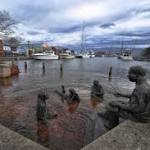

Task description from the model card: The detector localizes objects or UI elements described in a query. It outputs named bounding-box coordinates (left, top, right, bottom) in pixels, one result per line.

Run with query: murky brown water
left=0, top=87, right=106, bottom=150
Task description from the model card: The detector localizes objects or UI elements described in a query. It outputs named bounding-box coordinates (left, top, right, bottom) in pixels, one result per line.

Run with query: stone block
left=0, top=64, right=11, bottom=78
left=82, top=120, right=150, bottom=150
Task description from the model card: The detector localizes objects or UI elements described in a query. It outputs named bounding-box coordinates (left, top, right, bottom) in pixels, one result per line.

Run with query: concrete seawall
left=1, top=120, right=150, bottom=150
left=0, top=124, right=49, bottom=150
left=82, top=120, right=150, bottom=150
left=0, top=56, right=31, bottom=61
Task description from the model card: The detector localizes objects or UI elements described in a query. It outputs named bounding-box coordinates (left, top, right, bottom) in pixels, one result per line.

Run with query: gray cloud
left=0, top=0, right=150, bottom=48
left=100, top=23, right=115, bottom=29
left=27, top=30, right=42, bottom=35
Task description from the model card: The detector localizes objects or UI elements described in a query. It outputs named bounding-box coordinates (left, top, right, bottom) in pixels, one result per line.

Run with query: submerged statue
left=61, top=85, right=66, bottom=102
left=99, top=66, right=150, bottom=129
left=91, top=80, right=104, bottom=101
left=55, top=85, right=80, bottom=104
left=37, top=92, right=49, bottom=123
left=67, top=88, right=80, bottom=104
left=37, top=92, right=57, bottom=124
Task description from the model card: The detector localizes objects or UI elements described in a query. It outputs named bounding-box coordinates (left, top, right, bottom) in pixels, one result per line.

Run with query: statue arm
left=128, top=94, right=145, bottom=113
left=114, top=92, right=131, bottom=98
left=118, top=92, right=146, bottom=113
left=54, top=90, right=67, bottom=102
left=54, top=90, right=64, bottom=97
left=91, top=86, right=104, bottom=97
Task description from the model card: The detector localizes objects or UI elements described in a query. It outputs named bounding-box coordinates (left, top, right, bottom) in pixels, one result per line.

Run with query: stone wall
left=0, top=124, right=49, bottom=150
left=82, top=120, right=150, bottom=150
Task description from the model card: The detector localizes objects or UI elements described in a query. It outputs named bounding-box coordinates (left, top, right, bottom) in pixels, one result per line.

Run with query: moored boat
left=59, top=50, right=75, bottom=59
left=32, top=51, right=59, bottom=60
left=88, top=50, right=95, bottom=58
left=118, top=51, right=133, bottom=61
left=75, top=51, right=95, bottom=58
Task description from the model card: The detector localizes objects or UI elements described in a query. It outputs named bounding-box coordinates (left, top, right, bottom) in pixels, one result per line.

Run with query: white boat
left=118, top=52, right=133, bottom=61
left=32, top=51, right=59, bottom=60
left=82, top=53, right=91, bottom=58
left=118, top=41, right=133, bottom=61
left=59, top=50, right=75, bottom=59
left=88, top=50, right=95, bottom=58
left=75, top=52, right=90, bottom=58
left=76, top=51, right=95, bottom=58
left=75, top=53, right=83, bottom=58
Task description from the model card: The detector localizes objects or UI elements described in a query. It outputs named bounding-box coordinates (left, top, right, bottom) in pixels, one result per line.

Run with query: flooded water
left=1, top=57, right=150, bottom=96
left=0, top=57, right=150, bottom=150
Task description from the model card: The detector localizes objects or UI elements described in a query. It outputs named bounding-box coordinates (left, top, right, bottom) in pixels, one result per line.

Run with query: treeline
left=0, top=10, right=21, bottom=51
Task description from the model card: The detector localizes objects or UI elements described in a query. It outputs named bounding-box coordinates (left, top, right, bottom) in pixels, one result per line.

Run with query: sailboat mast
left=121, top=40, right=124, bottom=54
left=81, top=23, right=85, bottom=53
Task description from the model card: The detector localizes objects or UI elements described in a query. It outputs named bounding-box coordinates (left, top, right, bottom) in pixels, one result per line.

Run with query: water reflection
left=59, top=64, right=63, bottom=80
left=67, top=101, right=80, bottom=113
left=59, top=70, right=63, bottom=80
left=37, top=121, right=49, bottom=148
left=42, top=62, right=46, bottom=76
left=90, top=98, right=101, bottom=108
left=24, top=62, right=28, bottom=73
left=0, top=77, right=12, bottom=86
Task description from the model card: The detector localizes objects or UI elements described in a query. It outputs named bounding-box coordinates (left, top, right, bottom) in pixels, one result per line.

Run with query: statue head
left=93, top=80, right=99, bottom=86
left=38, top=92, right=48, bottom=101
left=128, top=66, right=146, bottom=82
left=69, top=88, right=76, bottom=95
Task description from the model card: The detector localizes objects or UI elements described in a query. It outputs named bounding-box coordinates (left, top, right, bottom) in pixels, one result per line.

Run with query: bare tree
left=7, top=37, right=21, bottom=52
left=0, top=10, right=16, bottom=35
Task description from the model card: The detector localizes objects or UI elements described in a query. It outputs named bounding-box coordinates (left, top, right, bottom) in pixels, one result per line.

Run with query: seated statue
left=99, top=66, right=150, bottom=129
left=91, top=80, right=104, bottom=101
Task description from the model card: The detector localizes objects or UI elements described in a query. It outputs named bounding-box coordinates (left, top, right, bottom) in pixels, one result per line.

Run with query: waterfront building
left=0, top=39, right=4, bottom=57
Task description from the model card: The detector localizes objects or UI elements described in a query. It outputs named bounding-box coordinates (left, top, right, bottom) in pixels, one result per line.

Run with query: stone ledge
left=0, top=124, right=49, bottom=150
left=0, top=64, right=11, bottom=78
left=82, top=120, right=150, bottom=150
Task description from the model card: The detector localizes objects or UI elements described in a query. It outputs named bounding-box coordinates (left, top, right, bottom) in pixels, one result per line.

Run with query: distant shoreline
left=1, top=56, right=150, bottom=62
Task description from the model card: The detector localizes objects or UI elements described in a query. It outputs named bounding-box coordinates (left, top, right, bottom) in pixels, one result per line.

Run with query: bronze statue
left=67, top=88, right=80, bottom=104
left=37, top=92, right=49, bottom=123
left=110, top=66, right=150, bottom=122
left=61, top=85, right=66, bottom=102
left=91, top=80, right=104, bottom=101
left=37, top=92, right=57, bottom=124
left=99, top=66, right=150, bottom=130
left=55, top=85, right=80, bottom=104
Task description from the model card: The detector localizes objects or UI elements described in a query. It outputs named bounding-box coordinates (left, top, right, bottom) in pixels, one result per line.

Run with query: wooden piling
left=108, top=66, right=112, bottom=81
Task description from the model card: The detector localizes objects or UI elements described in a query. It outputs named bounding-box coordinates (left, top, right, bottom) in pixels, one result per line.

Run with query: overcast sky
left=0, top=0, right=150, bottom=48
